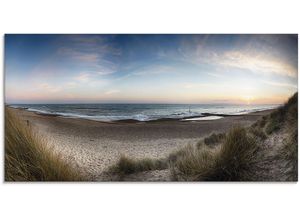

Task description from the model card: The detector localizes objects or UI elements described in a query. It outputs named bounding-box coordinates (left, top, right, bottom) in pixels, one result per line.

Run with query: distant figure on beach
left=26, top=120, right=29, bottom=126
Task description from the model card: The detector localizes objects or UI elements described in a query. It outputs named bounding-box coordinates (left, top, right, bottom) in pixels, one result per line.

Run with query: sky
left=5, top=34, right=298, bottom=104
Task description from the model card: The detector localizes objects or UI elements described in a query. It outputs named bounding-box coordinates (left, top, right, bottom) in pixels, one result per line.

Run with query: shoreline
left=7, top=107, right=275, bottom=180
left=7, top=105, right=276, bottom=124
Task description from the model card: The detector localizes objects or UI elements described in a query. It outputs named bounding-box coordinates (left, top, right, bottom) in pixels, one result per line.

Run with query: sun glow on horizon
left=241, top=95, right=255, bottom=105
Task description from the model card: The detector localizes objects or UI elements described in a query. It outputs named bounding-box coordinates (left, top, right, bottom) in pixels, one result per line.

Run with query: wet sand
left=9, top=107, right=274, bottom=180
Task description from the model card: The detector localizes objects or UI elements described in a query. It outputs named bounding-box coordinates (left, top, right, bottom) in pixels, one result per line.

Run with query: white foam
left=183, top=116, right=223, bottom=121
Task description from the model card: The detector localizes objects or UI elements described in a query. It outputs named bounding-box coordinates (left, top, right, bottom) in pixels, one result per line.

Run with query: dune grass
left=171, top=126, right=259, bottom=181
left=264, top=93, right=297, bottom=134
left=5, top=107, right=82, bottom=181
left=249, top=127, right=267, bottom=140
left=277, top=93, right=298, bottom=181
left=203, top=132, right=226, bottom=147
left=280, top=127, right=298, bottom=181
left=265, top=115, right=281, bottom=134
left=109, top=155, right=168, bottom=175
left=261, top=93, right=297, bottom=180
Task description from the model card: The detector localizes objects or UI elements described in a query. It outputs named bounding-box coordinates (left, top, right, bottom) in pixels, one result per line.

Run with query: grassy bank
left=5, top=107, right=82, bottom=181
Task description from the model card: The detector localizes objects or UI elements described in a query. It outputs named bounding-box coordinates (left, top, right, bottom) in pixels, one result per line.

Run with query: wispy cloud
left=219, top=51, right=297, bottom=77
left=63, top=35, right=121, bottom=55
left=105, top=89, right=120, bottom=95
left=120, top=64, right=176, bottom=80
left=66, top=82, right=78, bottom=88
left=57, top=47, right=99, bottom=62
left=262, top=80, right=298, bottom=88
left=207, top=72, right=223, bottom=78
left=37, top=83, right=62, bottom=93
left=56, top=35, right=120, bottom=76
left=132, top=65, right=174, bottom=76
left=89, top=80, right=108, bottom=87
left=183, top=82, right=213, bottom=89
left=74, top=73, right=91, bottom=83
left=90, top=63, right=117, bottom=75
left=178, top=35, right=298, bottom=78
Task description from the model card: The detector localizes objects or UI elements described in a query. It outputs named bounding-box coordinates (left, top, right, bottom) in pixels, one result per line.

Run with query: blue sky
left=5, top=34, right=298, bottom=104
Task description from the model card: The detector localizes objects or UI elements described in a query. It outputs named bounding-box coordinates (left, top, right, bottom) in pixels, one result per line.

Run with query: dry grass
left=171, top=126, right=260, bottom=181
left=109, top=155, right=168, bottom=175
left=265, top=116, right=281, bottom=134
left=5, top=107, right=83, bottom=181
left=249, top=127, right=267, bottom=140
left=277, top=93, right=298, bottom=181
left=203, top=132, right=226, bottom=147
left=265, top=93, right=297, bottom=134
left=280, top=127, right=298, bottom=181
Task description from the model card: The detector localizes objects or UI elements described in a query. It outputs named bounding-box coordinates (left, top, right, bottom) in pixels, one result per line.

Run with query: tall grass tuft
left=280, top=127, right=298, bottom=181
left=265, top=93, right=297, bottom=134
left=5, top=108, right=82, bottom=181
left=277, top=93, right=298, bottom=180
left=109, top=155, right=168, bottom=175
left=203, top=133, right=226, bottom=147
left=172, top=126, right=259, bottom=181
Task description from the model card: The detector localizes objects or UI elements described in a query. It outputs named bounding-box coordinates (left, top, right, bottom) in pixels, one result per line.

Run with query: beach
left=9, top=107, right=274, bottom=180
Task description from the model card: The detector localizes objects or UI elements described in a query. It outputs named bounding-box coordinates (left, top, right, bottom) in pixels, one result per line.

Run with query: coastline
left=8, top=104, right=276, bottom=123
left=8, top=107, right=275, bottom=180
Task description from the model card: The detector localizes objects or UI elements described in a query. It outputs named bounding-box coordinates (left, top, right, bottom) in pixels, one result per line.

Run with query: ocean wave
left=183, top=116, right=223, bottom=121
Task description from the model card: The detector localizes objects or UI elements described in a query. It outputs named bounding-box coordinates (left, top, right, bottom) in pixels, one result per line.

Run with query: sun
left=242, top=95, right=254, bottom=105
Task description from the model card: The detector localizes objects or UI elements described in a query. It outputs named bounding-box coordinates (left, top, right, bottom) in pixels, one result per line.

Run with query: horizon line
left=6, top=102, right=282, bottom=105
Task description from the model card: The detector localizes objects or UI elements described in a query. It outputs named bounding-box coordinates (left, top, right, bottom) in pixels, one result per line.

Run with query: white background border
left=0, top=1, right=299, bottom=219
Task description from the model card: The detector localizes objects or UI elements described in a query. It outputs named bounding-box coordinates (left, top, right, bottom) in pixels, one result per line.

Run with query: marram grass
left=5, top=107, right=82, bottom=181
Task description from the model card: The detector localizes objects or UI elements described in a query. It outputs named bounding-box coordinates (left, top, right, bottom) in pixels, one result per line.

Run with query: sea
left=9, top=103, right=279, bottom=122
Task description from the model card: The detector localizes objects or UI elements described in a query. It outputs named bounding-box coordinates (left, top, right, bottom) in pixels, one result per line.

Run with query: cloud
left=74, top=73, right=91, bottom=83
left=262, top=80, right=298, bottom=88
left=105, top=89, right=120, bottom=95
left=121, top=65, right=176, bottom=80
left=37, top=83, right=62, bottom=93
left=219, top=51, right=297, bottom=77
left=207, top=72, right=223, bottom=78
left=90, top=63, right=117, bottom=75
left=59, top=35, right=121, bottom=55
left=183, top=83, right=213, bottom=89
left=56, top=35, right=120, bottom=76
left=66, top=82, right=78, bottom=88
left=134, top=65, right=174, bottom=76
left=57, top=47, right=99, bottom=62
left=179, top=35, right=298, bottom=78
left=73, top=72, right=110, bottom=88
left=89, top=80, right=108, bottom=87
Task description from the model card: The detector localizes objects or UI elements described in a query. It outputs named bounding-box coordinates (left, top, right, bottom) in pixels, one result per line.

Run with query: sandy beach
left=9, top=107, right=274, bottom=180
